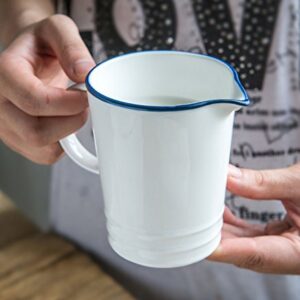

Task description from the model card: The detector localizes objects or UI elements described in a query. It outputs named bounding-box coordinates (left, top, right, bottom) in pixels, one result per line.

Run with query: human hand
left=0, top=14, right=95, bottom=164
left=208, top=164, right=300, bottom=274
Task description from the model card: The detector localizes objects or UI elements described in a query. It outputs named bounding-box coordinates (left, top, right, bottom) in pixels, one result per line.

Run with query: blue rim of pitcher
left=85, top=50, right=250, bottom=112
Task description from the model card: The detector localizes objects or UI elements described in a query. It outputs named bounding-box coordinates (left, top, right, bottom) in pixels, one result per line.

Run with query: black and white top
left=51, top=1, right=300, bottom=299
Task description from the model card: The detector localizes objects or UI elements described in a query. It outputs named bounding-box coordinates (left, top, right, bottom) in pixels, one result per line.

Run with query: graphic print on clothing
left=96, top=0, right=281, bottom=90
left=192, top=0, right=281, bottom=89
left=95, top=0, right=176, bottom=56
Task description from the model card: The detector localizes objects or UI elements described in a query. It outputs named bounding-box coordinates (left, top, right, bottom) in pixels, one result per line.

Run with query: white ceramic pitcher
left=60, top=51, right=250, bottom=268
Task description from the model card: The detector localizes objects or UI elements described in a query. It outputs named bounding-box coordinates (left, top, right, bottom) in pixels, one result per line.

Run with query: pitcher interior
left=88, top=52, right=244, bottom=106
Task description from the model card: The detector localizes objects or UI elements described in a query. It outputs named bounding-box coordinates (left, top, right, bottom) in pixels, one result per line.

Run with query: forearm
left=0, top=0, right=55, bottom=46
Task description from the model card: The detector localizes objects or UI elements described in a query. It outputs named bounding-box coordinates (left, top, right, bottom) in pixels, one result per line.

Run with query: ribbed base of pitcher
left=109, top=232, right=221, bottom=268
left=107, top=215, right=223, bottom=268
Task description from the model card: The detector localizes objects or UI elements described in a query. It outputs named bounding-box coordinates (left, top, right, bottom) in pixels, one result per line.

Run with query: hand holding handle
left=59, top=83, right=99, bottom=174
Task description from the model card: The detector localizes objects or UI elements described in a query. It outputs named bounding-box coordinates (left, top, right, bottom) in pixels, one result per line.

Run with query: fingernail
left=74, top=60, right=93, bottom=76
left=228, top=164, right=242, bottom=178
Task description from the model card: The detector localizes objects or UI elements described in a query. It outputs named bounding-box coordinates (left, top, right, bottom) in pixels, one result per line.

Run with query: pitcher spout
left=229, top=67, right=250, bottom=111
left=211, top=63, right=251, bottom=114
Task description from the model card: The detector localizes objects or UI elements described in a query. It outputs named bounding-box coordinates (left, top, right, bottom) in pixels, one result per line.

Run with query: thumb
left=208, top=236, right=300, bottom=274
left=227, top=164, right=300, bottom=201
left=38, top=15, right=95, bottom=82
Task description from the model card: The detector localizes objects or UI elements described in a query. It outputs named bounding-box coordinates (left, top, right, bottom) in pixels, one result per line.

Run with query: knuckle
left=46, top=14, right=77, bottom=30
left=41, top=14, right=79, bottom=38
left=61, top=42, right=80, bottom=59
left=22, top=98, right=39, bottom=116
left=236, top=253, right=265, bottom=270
left=19, top=82, right=43, bottom=116
left=254, top=170, right=265, bottom=187
left=235, top=240, right=265, bottom=270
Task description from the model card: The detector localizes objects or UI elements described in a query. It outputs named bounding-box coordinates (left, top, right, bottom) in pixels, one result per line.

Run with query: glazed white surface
left=61, top=52, right=242, bottom=267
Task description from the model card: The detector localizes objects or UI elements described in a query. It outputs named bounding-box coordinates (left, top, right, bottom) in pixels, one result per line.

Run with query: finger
left=223, top=207, right=265, bottom=232
left=37, top=15, right=95, bottom=82
left=1, top=100, right=88, bottom=147
left=283, top=227, right=300, bottom=236
left=0, top=55, right=88, bottom=116
left=223, top=223, right=265, bottom=238
left=265, top=218, right=292, bottom=235
left=0, top=128, right=63, bottom=165
left=221, top=229, right=236, bottom=239
left=208, top=236, right=300, bottom=274
left=223, top=207, right=250, bottom=228
left=227, top=164, right=299, bottom=200
left=282, top=200, right=300, bottom=229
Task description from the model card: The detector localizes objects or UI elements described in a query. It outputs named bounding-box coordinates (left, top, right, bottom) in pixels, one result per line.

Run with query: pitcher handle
left=59, top=83, right=99, bottom=174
